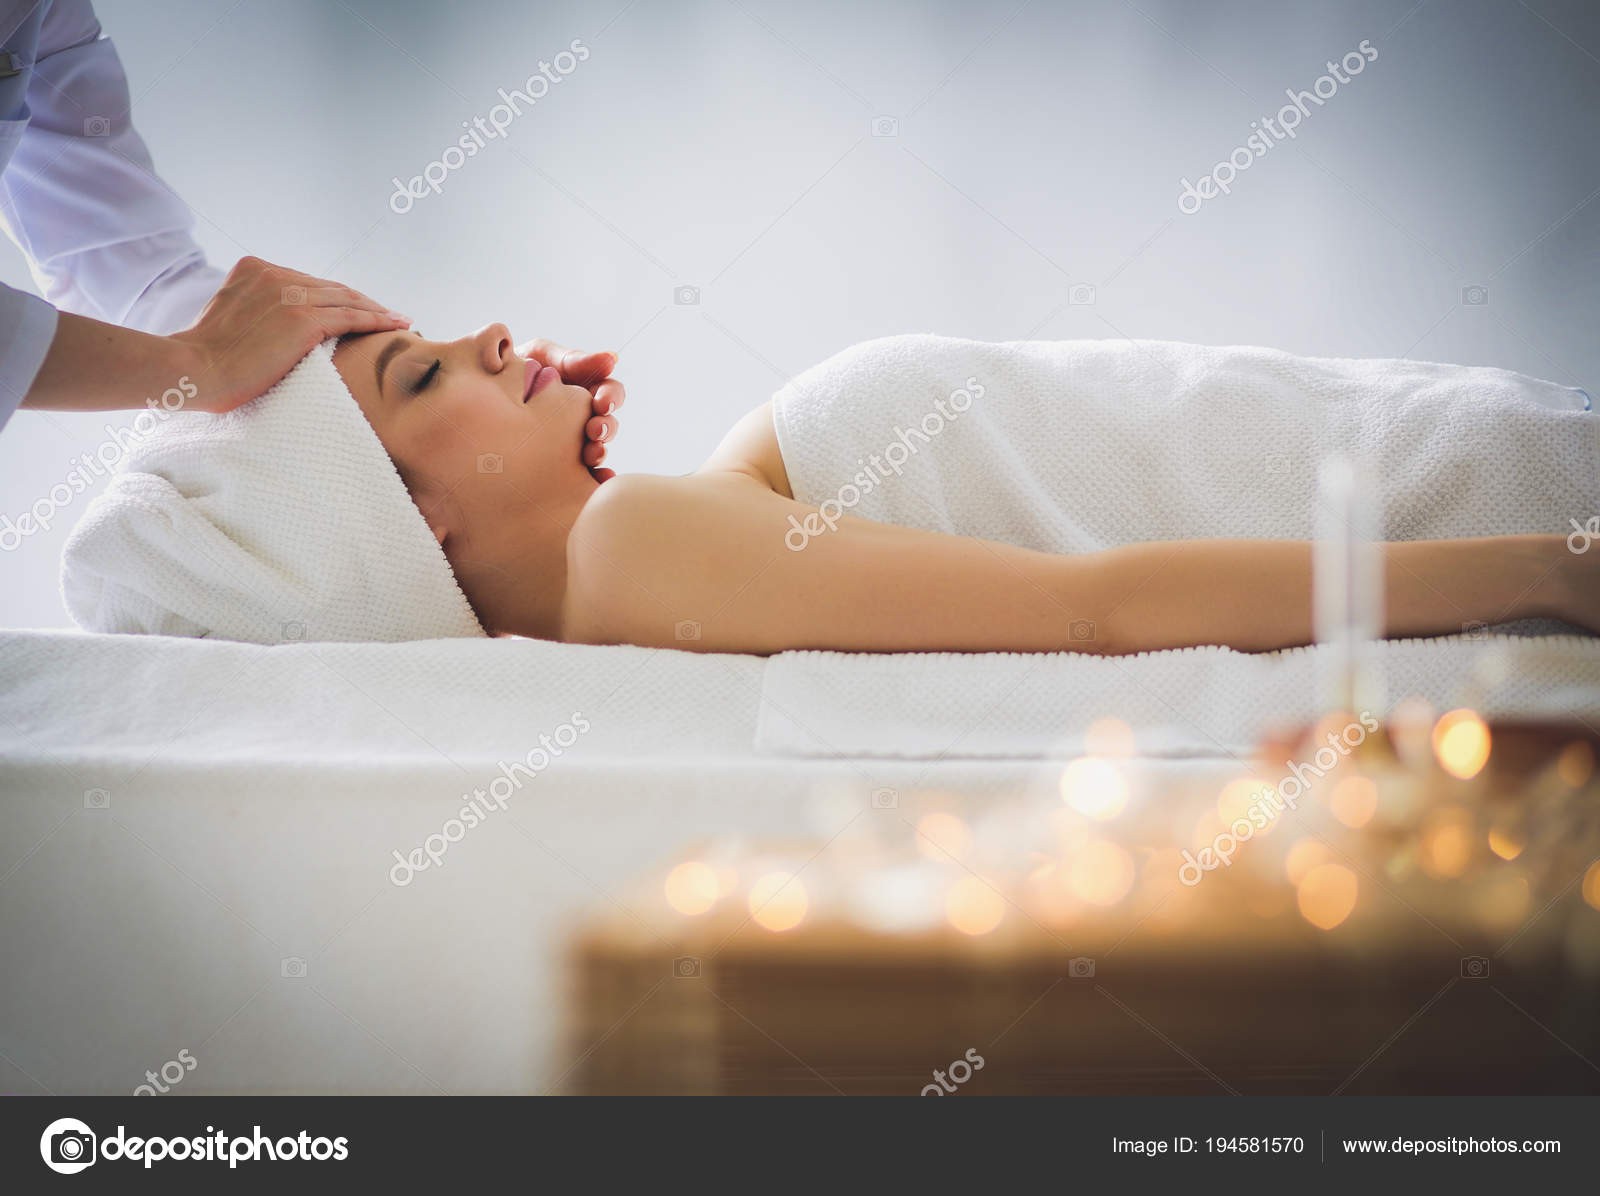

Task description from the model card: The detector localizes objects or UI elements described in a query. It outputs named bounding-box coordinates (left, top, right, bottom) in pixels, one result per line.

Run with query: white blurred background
left=2, top=0, right=1596, bottom=627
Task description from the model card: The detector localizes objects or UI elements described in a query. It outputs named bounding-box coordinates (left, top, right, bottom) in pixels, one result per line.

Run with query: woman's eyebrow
left=373, top=332, right=420, bottom=397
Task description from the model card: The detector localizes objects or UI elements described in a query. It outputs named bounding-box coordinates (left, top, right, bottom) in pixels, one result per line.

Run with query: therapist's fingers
left=519, top=339, right=618, bottom=388
left=585, top=413, right=619, bottom=444
left=292, top=285, right=400, bottom=315
left=309, top=305, right=419, bottom=340
left=582, top=439, right=608, bottom=469
left=174, top=256, right=411, bottom=412
left=592, top=377, right=626, bottom=416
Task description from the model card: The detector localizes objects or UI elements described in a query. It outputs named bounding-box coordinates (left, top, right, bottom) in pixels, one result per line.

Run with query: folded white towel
left=757, top=635, right=1600, bottom=759
left=60, top=340, right=485, bottom=644
left=772, top=335, right=1598, bottom=552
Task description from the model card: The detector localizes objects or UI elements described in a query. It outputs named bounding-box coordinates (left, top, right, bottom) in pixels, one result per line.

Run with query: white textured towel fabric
left=764, top=335, right=1600, bottom=756
left=757, top=634, right=1600, bottom=758
left=60, top=340, right=485, bottom=644
left=772, top=335, right=1598, bottom=551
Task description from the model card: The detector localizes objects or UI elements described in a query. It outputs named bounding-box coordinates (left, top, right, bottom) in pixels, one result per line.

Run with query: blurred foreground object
left=563, top=718, right=1600, bottom=1095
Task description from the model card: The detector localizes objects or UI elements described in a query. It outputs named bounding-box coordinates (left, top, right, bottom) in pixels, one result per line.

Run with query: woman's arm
left=560, top=473, right=1591, bottom=655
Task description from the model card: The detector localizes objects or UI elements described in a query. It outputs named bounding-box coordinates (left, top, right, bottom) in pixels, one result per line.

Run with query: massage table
left=2, top=628, right=1597, bottom=1094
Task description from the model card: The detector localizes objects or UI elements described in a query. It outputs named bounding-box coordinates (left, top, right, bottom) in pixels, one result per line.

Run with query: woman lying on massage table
left=61, top=323, right=1600, bottom=652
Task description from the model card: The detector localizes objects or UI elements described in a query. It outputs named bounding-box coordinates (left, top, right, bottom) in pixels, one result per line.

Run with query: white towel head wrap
left=61, top=340, right=486, bottom=643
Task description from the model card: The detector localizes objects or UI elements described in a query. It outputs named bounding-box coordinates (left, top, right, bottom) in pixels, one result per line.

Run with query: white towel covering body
left=772, top=334, right=1598, bottom=554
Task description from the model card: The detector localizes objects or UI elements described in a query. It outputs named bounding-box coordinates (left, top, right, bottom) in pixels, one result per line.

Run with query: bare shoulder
left=696, top=401, right=792, bottom=498
left=560, top=471, right=786, bottom=646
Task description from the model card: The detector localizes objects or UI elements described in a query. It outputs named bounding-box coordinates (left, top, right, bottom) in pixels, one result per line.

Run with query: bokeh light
left=1583, top=861, right=1600, bottom=912
left=1297, top=862, right=1358, bottom=929
left=946, top=874, right=1005, bottom=935
left=1067, top=839, right=1135, bottom=907
left=748, top=872, right=808, bottom=932
left=1217, top=777, right=1273, bottom=828
left=1557, top=740, right=1595, bottom=788
left=1329, top=775, right=1378, bottom=828
left=1285, top=838, right=1333, bottom=885
left=1487, top=823, right=1525, bottom=861
left=1432, top=709, right=1490, bottom=780
left=1059, top=757, right=1129, bottom=821
left=1419, top=807, right=1475, bottom=878
left=664, top=860, right=719, bottom=915
left=915, top=812, right=973, bottom=862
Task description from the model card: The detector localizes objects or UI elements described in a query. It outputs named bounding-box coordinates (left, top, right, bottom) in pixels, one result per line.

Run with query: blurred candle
left=1314, top=456, right=1385, bottom=716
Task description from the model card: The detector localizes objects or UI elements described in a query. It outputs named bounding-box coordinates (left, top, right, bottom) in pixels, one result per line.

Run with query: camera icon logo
left=1461, top=620, right=1489, bottom=641
left=84, top=788, right=110, bottom=810
left=41, top=1118, right=97, bottom=1174
left=1068, top=283, right=1096, bottom=306
left=1263, top=453, right=1291, bottom=477
left=1068, top=956, right=1096, bottom=978
left=280, top=620, right=306, bottom=642
left=281, top=956, right=308, bottom=979
left=870, top=787, right=899, bottom=809
left=674, top=285, right=700, bottom=306
left=1461, top=284, right=1489, bottom=306
left=675, top=619, right=701, bottom=641
left=1069, top=619, right=1096, bottom=641
left=280, top=285, right=307, bottom=306
left=673, top=955, right=701, bottom=978
left=83, top=116, right=110, bottom=137
left=871, top=115, right=899, bottom=137
left=1460, top=954, right=1490, bottom=979
left=477, top=453, right=504, bottom=474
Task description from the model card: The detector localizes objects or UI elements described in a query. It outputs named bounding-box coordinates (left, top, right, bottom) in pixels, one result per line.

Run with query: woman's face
left=332, top=324, right=600, bottom=546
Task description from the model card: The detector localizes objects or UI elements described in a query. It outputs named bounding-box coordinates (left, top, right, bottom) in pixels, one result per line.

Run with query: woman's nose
left=471, top=323, right=514, bottom=371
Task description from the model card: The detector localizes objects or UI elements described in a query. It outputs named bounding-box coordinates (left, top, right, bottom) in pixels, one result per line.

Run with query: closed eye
left=410, top=359, right=442, bottom=394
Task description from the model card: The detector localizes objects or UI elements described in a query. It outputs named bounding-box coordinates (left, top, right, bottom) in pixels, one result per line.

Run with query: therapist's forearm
left=16, top=256, right=411, bottom=415
left=22, top=311, right=205, bottom=412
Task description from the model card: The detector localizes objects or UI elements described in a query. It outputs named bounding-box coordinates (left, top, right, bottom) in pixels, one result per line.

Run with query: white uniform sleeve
left=0, top=282, right=58, bottom=429
left=0, top=0, right=224, bottom=339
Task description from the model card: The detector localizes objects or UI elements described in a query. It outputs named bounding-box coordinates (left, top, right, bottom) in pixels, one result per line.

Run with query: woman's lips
left=523, top=362, right=562, bottom=402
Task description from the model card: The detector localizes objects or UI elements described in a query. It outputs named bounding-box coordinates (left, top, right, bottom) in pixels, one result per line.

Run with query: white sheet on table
left=756, top=634, right=1600, bottom=759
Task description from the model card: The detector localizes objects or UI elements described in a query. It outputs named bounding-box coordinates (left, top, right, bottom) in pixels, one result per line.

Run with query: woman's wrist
left=1508, top=534, right=1574, bottom=622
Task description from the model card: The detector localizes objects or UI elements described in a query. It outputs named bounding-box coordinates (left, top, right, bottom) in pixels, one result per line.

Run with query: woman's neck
left=453, top=477, right=599, bottom=640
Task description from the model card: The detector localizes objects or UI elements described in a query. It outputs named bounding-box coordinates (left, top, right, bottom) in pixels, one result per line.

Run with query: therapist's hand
left=172, top=257, right=412, bottom=413
left=518, top=338, right=625, bottom=482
